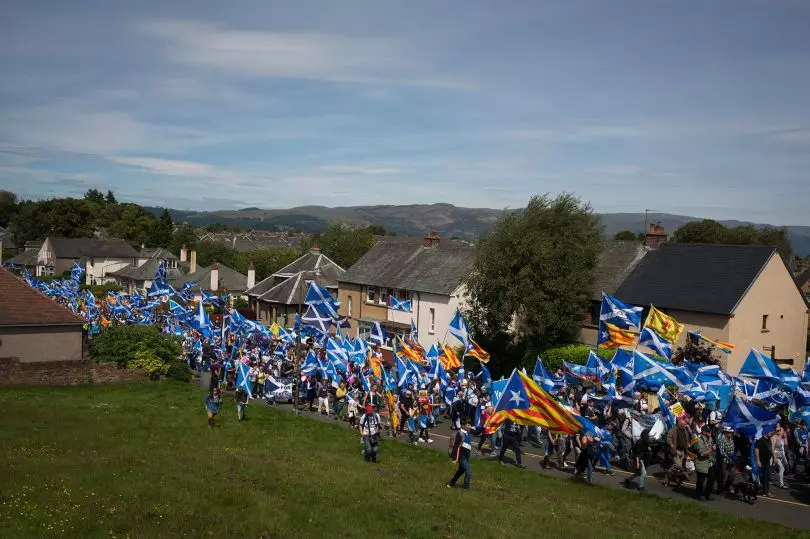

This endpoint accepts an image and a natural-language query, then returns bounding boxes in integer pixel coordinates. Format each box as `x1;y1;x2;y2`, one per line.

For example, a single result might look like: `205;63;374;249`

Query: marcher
499;419;527;468
694;424;716;500
624;428;650;491
359;405;382;463
773;426;789;489
755;431;775;497
204;388;222;428
235;386;249;421
448;417;473;489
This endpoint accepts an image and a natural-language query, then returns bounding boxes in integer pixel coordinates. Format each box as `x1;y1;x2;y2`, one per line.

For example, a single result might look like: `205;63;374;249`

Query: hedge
523;344;616;374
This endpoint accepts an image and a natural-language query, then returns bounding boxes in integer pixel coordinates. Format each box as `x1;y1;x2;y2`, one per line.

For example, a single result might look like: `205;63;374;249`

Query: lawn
0;382;806;539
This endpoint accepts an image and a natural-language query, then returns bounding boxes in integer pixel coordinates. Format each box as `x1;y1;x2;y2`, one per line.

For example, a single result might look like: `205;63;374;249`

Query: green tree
170;224;199;255
107;203;159;247
671;340;719;366
613;230;638;241
84;189;105;205
673;219;792;261
465;194;602;371
105;190;117;205
0;190;19;228
151;209;174;248
366;224;386;236
311;223;375;268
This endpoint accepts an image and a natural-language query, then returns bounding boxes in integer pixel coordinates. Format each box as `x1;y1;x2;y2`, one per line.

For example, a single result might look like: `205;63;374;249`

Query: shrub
523;344;616;373
89;325;185;380
130;349;170;379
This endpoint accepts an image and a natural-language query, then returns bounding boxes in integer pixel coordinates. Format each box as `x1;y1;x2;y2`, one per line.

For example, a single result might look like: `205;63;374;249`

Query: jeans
499;436;522;466
775;456;788;487
599;446;613;474
760;461;772;494
449;453;472;489
491;429;503;452
628;460;646;489
527;427;542;445
362;435;379;462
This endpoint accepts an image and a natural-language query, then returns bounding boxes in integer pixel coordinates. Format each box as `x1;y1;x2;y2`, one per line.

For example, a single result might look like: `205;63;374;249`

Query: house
197;230;305;252
174;259;250;300
109;247;189;293
0;267;86;362
583;242;809;374
337;233;475;350
32;237;139;284
796;269;810;303
6;241;43;271
246;246;345;326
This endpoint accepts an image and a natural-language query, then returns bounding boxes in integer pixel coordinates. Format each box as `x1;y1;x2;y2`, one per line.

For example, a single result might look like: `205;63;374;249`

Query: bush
80;282;122;297
523;344;616;373
89;325;185;380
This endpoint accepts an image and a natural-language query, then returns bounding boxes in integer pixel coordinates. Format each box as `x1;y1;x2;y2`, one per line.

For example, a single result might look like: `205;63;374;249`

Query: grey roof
340;241;475;296
48;237;139;259
109;258;188;282
795;269;810;288
139;247;177;260
174;263;248;293
199;233;302;253
615;243;778;315
274;249;345;277
7;248;39;266
592;241;648;300
254;271;339;305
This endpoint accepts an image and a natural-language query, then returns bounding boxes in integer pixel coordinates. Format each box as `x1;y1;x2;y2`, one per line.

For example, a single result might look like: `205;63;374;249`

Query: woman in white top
773;426;789;489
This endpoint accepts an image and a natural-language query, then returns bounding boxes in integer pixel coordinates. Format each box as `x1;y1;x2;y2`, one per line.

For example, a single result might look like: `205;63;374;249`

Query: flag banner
600;292;642;328
638;327;673;360
389;297;412;312
643;306;684;343
688;331;734;354
448;310;471;348
598;321;636;349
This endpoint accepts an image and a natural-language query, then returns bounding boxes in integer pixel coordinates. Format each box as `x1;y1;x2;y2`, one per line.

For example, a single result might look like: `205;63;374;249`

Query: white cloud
139;20;471;88
500;124;645;142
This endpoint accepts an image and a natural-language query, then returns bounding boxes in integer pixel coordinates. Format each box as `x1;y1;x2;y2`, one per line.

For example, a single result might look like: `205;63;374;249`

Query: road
267;400;810;530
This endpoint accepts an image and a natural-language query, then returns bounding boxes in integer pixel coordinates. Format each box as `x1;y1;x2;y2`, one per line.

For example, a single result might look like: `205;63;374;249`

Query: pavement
266;400;810;530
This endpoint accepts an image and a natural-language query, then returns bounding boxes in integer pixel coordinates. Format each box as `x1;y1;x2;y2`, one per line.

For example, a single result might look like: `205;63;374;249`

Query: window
366;286;377;303
762;314;769;332
398;289;409;301
429;308;436;334
347;296;353;317
379;287;388;306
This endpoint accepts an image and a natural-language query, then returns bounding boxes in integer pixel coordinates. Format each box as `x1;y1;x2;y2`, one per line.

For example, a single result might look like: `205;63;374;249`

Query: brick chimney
180;244;187;263
645;223;668;248
190;249;197;273
424;231;440;248
246;260;255;290
210;259;219;291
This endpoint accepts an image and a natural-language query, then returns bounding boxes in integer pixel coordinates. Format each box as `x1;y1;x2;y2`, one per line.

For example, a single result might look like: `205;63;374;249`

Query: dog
664;464;689;487
732;466;758;504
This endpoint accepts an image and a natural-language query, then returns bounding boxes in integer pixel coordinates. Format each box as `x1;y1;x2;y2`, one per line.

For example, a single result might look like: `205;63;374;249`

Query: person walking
358;405;382;463
694;424;716;500
756;431;775;497
235;386;249;421
773;426;790;489
624;428;650;491
317;379;331;416
499;419;527;468
204;388;222;428
448;417;473;490
715;426;736;493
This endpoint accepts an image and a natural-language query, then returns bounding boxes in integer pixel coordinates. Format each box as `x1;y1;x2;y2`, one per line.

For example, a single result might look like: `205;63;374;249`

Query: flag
269;322;280;338
168;300;186;314
448;310;470;348
600;292;642;328
585;351;610;377
638;327;673;360
389;297;412;312
236;362;252;398
533;356;564;392
563;362;599;386
597;322;636;349
410;319;418;342
70;261;85;283
395;355;411;388
722;397;780;439
739;348;800;390
301;304;332;334
192;299;211;332
749;377;791;407
300;350;319;376
439;343;462;370
476;364;492;386
369;322;387;346
644;306;684;343
688;331;734;354
632;351;691;391
304;282;340;319
464;338;490;363
155;259;168;283
658;392;678;430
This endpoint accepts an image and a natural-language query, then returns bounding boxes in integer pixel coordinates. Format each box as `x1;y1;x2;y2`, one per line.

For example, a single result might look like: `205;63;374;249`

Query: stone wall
0;357;146;386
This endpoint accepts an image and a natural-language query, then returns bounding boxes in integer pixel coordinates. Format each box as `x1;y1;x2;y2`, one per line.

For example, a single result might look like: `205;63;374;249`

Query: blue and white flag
301;350;319;376
658;391;678;430
739;348;800;390
389;297;412;312
489;378;508;406
638;327;673;360
632;351;690;391
369;321;387;346
448;310;470;348
533;356;565;392
301;304;332;334
410;319;418;342
750;377;790;407
236;361;252;398
192;299;211;333
802;358;810;383
70;261;85;283
600;292;642;329
155;259;168;284
723;397;780;439
304;282;340;319
585;351;610;377
396;355;410;388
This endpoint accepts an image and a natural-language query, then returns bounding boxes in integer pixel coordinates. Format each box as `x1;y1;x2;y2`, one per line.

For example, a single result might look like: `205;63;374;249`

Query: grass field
0;382;807;539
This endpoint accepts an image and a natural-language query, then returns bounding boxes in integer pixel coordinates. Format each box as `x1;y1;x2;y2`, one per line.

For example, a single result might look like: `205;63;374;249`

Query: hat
365;405;374;414
722;426;734;433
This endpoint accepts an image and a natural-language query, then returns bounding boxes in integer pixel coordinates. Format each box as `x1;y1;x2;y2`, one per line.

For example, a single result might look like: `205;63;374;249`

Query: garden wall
0;357;145;386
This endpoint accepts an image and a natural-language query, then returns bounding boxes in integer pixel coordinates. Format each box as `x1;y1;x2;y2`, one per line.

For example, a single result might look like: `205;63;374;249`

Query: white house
33;237;139;284
337;233;475;351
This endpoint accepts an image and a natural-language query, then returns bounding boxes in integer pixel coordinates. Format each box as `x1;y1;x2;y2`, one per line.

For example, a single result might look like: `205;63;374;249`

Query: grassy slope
0;383;806;539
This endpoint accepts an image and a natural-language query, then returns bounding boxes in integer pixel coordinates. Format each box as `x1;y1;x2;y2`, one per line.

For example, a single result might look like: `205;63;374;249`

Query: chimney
424;231;440;248
210;259;219;291
180;244;187;263
190;250;197;273
246;260;256;290
645;223;668;248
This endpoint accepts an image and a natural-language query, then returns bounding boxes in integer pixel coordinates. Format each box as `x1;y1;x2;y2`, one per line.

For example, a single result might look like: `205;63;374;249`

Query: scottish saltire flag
360;370;372;392
638;327;673;360
351;338;369;364
277;326;296;344
395;355;410;388
739;348;800;390
70;261;85;283
389;297;412;312
369;321;387;346
563;362;598;386
301;304;332;334
533;357;565;393
147;280;172;298
600;292;642;328
425;343;440;363
723;397;780;439
326;338;348;372
448;309;471;348
684;362;730;388
658;392;678;430
168;300;186;314
300;350;319;376
155;259;168;283
791;383;810;411
192;299;211;331
632;351;690;391
750;377;790;407
201;289;221;306
182;280;197;292
304;282;340;319
476;364;492;386
585;351;610;377
410;319;418;341
236;361;252;398
381;366;397;391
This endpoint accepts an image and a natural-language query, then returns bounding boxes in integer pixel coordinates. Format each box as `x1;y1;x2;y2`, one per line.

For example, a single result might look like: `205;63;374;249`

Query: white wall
405;285;468;350
85;258;133;285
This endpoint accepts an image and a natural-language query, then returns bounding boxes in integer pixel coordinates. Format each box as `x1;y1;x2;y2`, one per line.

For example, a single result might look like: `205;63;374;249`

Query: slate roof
48;237;139;259
7;248;39;267
254;271;339;305
109;258;188;282
174;263;248;293
592;241;648;300
614;243;778;315
340;241;475;296
139;248;178;260
0;268;86;326
796;269;810;288
246;249;345;298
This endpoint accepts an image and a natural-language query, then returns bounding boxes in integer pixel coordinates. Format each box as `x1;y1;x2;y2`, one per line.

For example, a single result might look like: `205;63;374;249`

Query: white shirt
360;413;381;436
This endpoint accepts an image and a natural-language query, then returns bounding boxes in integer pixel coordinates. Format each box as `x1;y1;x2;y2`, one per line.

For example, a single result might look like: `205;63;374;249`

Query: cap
722;426;734;433
365;405;374;414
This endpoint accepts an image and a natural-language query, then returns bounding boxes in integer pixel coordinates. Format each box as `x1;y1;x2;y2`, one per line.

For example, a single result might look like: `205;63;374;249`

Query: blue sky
1;0;809;224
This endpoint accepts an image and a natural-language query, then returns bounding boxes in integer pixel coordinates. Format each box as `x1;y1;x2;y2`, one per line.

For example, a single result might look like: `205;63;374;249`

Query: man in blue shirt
794;420;808;476
448;417;473;489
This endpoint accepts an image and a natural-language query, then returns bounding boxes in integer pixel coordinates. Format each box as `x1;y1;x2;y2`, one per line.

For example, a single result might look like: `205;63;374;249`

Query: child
205;388;222;428
418;402;434;444
235;387;249;421
347;389;359;428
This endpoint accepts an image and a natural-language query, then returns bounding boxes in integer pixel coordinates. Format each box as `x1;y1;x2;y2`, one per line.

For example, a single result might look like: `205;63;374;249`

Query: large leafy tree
306;223;375;269
465;194;602;367
613;230;638;241
0;190;18;228
673;219;792;261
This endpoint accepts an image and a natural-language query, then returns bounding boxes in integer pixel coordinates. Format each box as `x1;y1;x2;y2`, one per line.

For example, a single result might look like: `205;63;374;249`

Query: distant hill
146;205;810;256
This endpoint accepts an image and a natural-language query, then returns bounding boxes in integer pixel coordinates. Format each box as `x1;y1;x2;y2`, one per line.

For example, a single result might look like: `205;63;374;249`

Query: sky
1;0;809;224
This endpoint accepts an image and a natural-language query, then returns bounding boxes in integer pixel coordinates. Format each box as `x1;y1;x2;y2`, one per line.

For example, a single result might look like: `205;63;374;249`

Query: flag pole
293;275;304;416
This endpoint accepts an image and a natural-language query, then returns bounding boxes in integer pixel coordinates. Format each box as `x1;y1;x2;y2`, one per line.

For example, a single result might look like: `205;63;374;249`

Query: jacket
693;434;715;474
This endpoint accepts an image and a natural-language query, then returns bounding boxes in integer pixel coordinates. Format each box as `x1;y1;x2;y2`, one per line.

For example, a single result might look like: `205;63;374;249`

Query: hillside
148;205;810;256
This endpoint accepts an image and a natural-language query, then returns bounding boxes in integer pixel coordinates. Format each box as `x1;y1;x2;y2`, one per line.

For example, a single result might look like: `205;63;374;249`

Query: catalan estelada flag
485;369;582;435
464;338;490;363
597;321;636;349
688;331;735;354
395;336;424;364
439;343;462;369
644;306;684;343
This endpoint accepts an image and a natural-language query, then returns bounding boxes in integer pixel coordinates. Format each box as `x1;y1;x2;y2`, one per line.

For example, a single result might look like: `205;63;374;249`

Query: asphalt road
266;400;810;530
